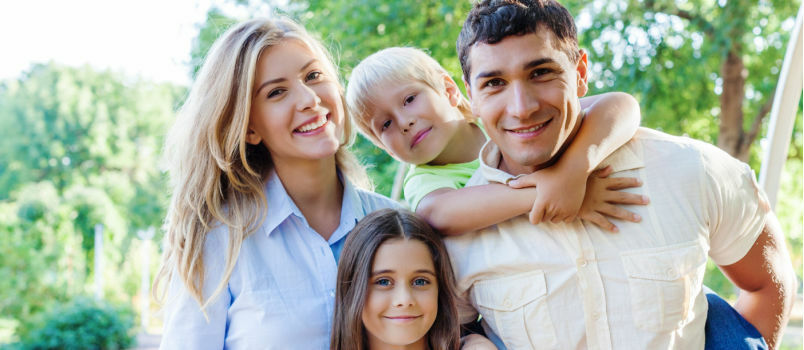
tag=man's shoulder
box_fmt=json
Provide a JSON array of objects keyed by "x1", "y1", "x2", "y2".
[{"x1": 630, "y1": 127, "x2": 729, "y2": 161}]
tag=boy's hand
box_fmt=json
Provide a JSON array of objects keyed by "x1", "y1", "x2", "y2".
[
  {"x1": 580, "y1": 166, "x2": 648, "y2": 232},
  {"x1": 508, "y1": 164, "x2": 587, "y2": 225}
]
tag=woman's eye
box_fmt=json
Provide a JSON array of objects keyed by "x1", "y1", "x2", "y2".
[
  {"x1": 381, "y1": 120, "x2": 392, "y2": 131},
  {"x1": 375, "y1": 278, "x2": 392, "y2": 287},
  {"x1": 267, "y1": 88, "x2": 286, "y2": 98},
  {"x1": 403, "y1": 95, "x2": 416, "y2": 106},
  {"x1": 305, "y1": 71, "x2": 322, "y2": 82},
  {"x1": 412, "y1": 278, "x2": 430, "y2": 287}
]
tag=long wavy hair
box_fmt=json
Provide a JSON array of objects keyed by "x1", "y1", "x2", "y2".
[
  {"x1": 331, "y1": 208, "x2": 460, "y2": 350},
  {"x1": 153, "y1": 17, "x2": 369, "y2": 316}
]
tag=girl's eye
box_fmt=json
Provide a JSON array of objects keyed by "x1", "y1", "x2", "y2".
[
  {"x1": 375, "y1": 277, "x2": 392, "y2": 287},
  {"x1": 412, "y1": 278, "x2": 430, "y2": 287},
  {"x1": 403, "y1": 94, "x2": 416, "y2": 106},
  {"x1": 381, "y1": 120, "x2": 392, "y2": 131},
  {"x1": 267, "y1": 88, "x2": 286, "y2": 98},
  {"x1": 305, "y1": 71, "x2": 322, "y2": 82}
]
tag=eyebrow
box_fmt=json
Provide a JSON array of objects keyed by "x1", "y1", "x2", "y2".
[
  {"x1": 253, "y1": 59, "x2": 318, "y2": 98},
  {"x1": 371, "y1": 269, "x2": 436, "y2": 276},
  {"x1": 473, "y1": 58, "x2": 555, "y2": 82}
]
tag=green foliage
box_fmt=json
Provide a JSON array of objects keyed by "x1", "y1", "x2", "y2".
[{"x1": 16, "y1": 297, "x2": 134, "y2": 350}]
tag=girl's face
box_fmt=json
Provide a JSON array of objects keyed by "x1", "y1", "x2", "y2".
[
  {"x1": 247, "y1": 39, "x2": 343, "y2": 165},
  {"x1": 367, "y1": 79, "x2": 465, "y2": 166},
  {"x1": 362, "y1": 238, "x2": 438, "y2": 349}
]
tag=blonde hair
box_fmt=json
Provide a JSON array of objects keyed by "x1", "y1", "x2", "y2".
[
  {"x1": 346, "y1": 47, "x2": 473, "y2": 149},
  {"x1": 153, "y1": 17, "x2": 369, "y2": 316}
]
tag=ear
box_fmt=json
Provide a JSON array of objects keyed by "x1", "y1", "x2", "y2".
[
  {"x1": 245, "y1": 127, "x2": 262, "y2": 145},
  {"x1": 442, "y1": 73, "x2": 462, "y2": 108},
  {"x1": 576, "y1": 49, "x2": 589, "y2": 98}
]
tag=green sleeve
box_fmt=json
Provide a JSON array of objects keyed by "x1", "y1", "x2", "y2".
[{"x1": 403, "y1": 171, "x2": 462, "y2": 211}]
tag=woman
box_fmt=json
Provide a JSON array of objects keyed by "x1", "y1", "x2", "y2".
[{"x1": 153, "y1": 17, "x2": 398, "y2": 349}]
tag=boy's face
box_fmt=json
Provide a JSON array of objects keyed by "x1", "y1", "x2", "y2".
[
  {"x1": 366, "y1": 79, "x2": 465, "y2": 165},
  {"x1": 466, "y1": 30, "x2": 589, "y2": 175}
]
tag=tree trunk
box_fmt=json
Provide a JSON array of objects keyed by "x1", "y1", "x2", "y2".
[{"x1": 718, "y1": 49, "x2": 750, "y2": 161}]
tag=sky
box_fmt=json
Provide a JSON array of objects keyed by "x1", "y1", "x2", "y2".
[{"x1": 0, "y1": 0, "x2": 222, "y2": 86}]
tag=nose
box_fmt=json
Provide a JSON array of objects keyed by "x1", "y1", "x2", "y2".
[
  {"x1": 398, "y1": 113, "x2": 416, "y2": 134},
  {"x1": 392, "y1": 286, "x2": 415, "y2": 308},
  {"x1": 506, "y1": 81, "x2": 539, "y2": 119},
  {"x1": 296, "y1": 82, "x2": 321, "y2": 111}
]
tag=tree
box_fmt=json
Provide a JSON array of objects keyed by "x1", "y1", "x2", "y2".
[{"x1": 562, "y1": 0, "x2": 800, "y2": 162}]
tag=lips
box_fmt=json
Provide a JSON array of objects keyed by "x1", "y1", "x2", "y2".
[
  {"x1": 294, "y1": 114, "x2": 330, "y2": 134},
  {"x1": 505, "y1": 118, "x2": 551, "y2": 136},
  {"x1": 384, "y1": 315, "x2": 423, "y2": 322},
  {"x1": 410, "y1": 127, "x2": 432, "y2": 148}
]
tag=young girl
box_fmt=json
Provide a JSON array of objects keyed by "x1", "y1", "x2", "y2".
[
  {"x1": 154, "y1": 17, "x2": 398, "y2": 349},
  {"x1": 332, "y1": 208, "x2": 495, "y2": 350},
  {"x1": 346, "y1": 47, "x2": 646, "y2": 235}
]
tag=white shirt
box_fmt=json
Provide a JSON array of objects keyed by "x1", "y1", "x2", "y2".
[
  {"x1": 446, "y1": 128, "x2": 770, "y2": 350},
  {"x1": 159, "y1": 170, "x2": 399, "y2": 350}
]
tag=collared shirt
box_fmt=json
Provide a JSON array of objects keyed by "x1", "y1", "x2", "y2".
[
  {"x1": 445, "y1": 128, "x2": 770, "y2": 350},
  {"x1": 159, "y1": 170, "x2": 399, "y2": 350}
]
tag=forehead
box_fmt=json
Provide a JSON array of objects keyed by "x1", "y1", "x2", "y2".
[
  {"x1": 467, "y1": 31, "x2": 570, "y2": 80},
  {"x1": 255, "y1": 39, "x2": 322, "y2": 78},
  {"x1": 372, "y1": 239, "x2": 434, "y2": 270}
]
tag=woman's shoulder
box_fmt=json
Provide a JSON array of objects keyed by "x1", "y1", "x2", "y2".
[{"x1": 354, "y1": 187, "x2": 403, "y2": 212}]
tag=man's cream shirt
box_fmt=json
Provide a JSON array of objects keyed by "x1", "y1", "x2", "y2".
[{"x1": 446, "y1": 128, "x2": 770, "y2": 350}]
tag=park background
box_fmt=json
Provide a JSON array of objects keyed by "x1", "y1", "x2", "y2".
[{"x1": 0, "y1": 0, "x2": 801, "y2": 348}]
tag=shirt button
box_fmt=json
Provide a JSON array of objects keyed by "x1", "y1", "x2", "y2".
[
  {"x1": 578, "y1": 258, "x2": 587, "y2": 267},
  {"x1": 503, "y1": 298, "x2": 512, "y2": 308},
  {"x1": 329, "y1": 289, "x2": 335, "y2": 297},
  {"x1": 665, "y1": 267, "x2": 675, "y2": 278},
  {"x1": 592, "y1": 311, "x2": 600, "y2": 320}
]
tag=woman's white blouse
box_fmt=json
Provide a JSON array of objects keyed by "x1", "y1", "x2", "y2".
[{"x1": 159, "y1": 171, "x2": 399, "y2": 349}]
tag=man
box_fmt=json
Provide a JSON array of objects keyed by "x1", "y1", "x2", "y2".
[{"x1": 446, "y1": 0, "x2": 796, "y2": 349}]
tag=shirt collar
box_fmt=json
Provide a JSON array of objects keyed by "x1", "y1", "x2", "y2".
[
  {"x1": 261, "y1": 169, "x2": 365, "y2": 244},
  {"x1": 476, "y1": 139, "x2": 645, "y2": 184}
]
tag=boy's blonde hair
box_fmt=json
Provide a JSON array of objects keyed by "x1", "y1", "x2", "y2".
[
  {"x1": 346, "y1": 47, "x2": 473, "y2": 149},
  {"x1": 154, "y1": 17, "x2": 368, "y2": 317}
]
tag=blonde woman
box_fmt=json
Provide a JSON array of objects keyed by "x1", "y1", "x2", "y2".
[{"x1": 154, "y1": 17, "x2": 398, "y2": 349}]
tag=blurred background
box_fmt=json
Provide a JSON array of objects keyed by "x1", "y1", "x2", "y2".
[{"x1": 0, "y1": 0, "x2": 801, "y2": 348}]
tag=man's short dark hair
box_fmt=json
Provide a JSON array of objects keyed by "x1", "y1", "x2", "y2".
[{"x1": 457, "y1": 0, "x2": 581, "y2": 84}]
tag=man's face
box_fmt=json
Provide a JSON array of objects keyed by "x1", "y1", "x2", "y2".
[{"x1": 466, "y1": 30, "x2": 588, "y2": 175}]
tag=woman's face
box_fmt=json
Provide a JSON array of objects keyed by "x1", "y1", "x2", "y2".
[
  {"x1": 247, "y1": 39, "x2": 344, "y2": 165},
  {"x1": 362, "y1": 238, "x2": 438, "y2": 349}
]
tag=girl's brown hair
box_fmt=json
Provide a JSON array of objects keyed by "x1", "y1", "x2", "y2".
[{"x1": 331, "y1": 208, "x2": 460, "y2": 350}]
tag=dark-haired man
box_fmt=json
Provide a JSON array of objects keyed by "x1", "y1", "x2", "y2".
[{"x1": 445, "y1": 0, "x2": 796, "y2": 349}]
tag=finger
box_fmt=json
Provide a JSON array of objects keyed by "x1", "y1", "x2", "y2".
[
  {"x1": 598, "y1": 203, "x2": 642, "y2": 222},
  {"x1": 605, "y1": 191, "x2": 649, "y2": 205},
  {"x1": 584, "y1": 212, "x2": 618, "y2": 232},
  {"x1": 529, "y1": 205, "x2": 544, "y2": 225},
  {"x1": 593, "y1": 165, "x2": 613, "y2": 178},
  {"x1": 603, "y1": 176, "x2": 642, "y2": 190},
  {"x1": 508, "y1": 177, "x2": 536, "y2": 189}
]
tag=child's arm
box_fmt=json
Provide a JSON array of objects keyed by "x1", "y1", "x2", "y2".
[
  {"x1": 508, "y1": 92, "x2": 641, "y2": 225},
  {"x1": 417, "y1": 184, "x2": 537, "y2": 236}
]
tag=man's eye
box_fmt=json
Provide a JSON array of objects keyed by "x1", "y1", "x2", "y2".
[
  {"x1": 412, "y1": 278, "x2": 431, "y2": 287},
  {"x1": 375, "y1": 278, "x2": 392, "y2": 287},
  {"x1": 305, "y1": 71, "x2": 322, "y2": 82},
  {"x1": 267, "y1": 88, "x2": 286, "y2": 98},
  {"x1": 530, "y1": 68, "x2": 552, "y2": 79},
  {"x1": 404, "y1": 95, "x2": 416, "y2": 106},
  {"x1": 483, "y1": 78, "x2": 505, "y2": 88}
]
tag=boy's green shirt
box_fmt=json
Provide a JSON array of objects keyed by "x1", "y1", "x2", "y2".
[{"x1": 402, "y1": 159, "x2": 480, "y2": 211}]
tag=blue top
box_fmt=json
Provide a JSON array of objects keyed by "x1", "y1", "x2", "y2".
[{"x1": 159, "y1": 170, "x2": 400, "y2": 349}]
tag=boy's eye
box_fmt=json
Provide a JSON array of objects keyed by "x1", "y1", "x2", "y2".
[
  {"x1": 375, "y1": 277, "x2": 392, "y2": 287},
  {"x1": 482, "y1": 78, "x2": 505, "y2": 88},
  {"x1": 305, "y1": 71, "x2": 322, "y2": 82},
  {"x1": 403, "y1": 94, "x2": 416, "y2": 106},
  {"x1": 412, "y1": 277, "x2": 431, "y2": 287},
  {"x1": 381, "y1": 120, "x2": 392, "y2": 131},
  {"x1": 267, "y1": 88, "x2": 286, "y2": 98}
]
